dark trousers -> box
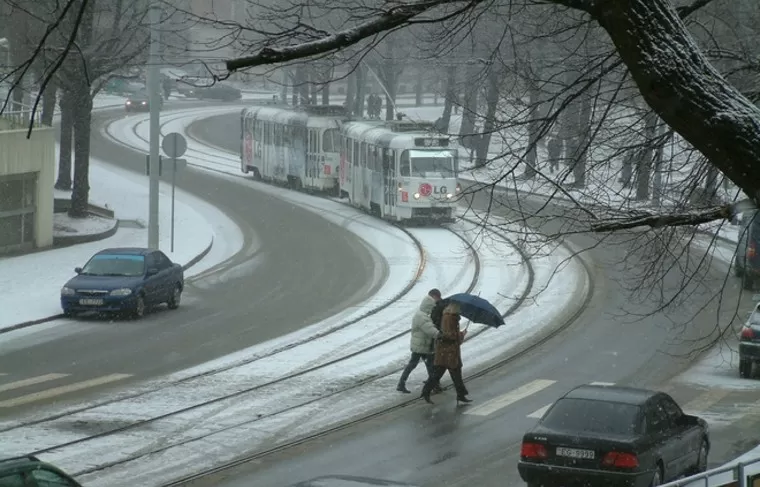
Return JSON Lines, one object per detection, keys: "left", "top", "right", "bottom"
{"left": 422, "top": 366, "right": 468, "bottom": 397}
{"left": 398, "top": 352, "right": 434, "bottom": 387}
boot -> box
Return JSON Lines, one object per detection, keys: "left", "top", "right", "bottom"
{"left": 421, "top": 391, "right": 434, "bottom": 404}
{"left": 432, "top": 385, "right": 443, "bottom": 394}
{"left": 456, "top": 395, "right": 472, "bottom": 404}
{"left": 397, "top": 384, "right": 411, "bottom": 394}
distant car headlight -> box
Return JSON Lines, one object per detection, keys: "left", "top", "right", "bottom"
{"left": 126, "top": 101, "right": 132, "bottom": 105}
{"left": 110, "top": 288, "right": 133, "bottom": 296}
{"left": 61, "top": 287, "right": 75, "bottom": 296}
{"left": 446, "top": 193, "right": 453, "bottom": 199}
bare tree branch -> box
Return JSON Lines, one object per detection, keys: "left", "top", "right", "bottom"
{"left": 590, "top": 205, "right": 733, "bottom": 232}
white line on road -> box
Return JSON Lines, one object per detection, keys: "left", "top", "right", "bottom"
{"left": 0, "top": 374, "right": 133, "bottom": 408}
{"left": 588, "top": 381, "right": 616, "bottom": 386}
{"left": 527, "top": 404, "right": 552, "bottom": 419}
{"left": 464, "top": 379, "right": 557, "bottom": 417}
{"left": 0, "top": 373, "right": 69, "bottom": 394}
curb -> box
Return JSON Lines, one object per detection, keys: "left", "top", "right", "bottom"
{"left": 53, "top": 220, "right": 120, "bottom": 248}
{"left": 0, "top": 235, "right": 215, "bottom": 335}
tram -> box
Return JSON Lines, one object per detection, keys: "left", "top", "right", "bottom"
{"left": 339, "top": 119, "right": 460, "bottom": 223}
{"left": 240, "top": 105, "right": 348, "bottom": 194}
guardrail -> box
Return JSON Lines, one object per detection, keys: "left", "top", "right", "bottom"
{"left": 662, "top": 455, "right": 760, "bottom": 487}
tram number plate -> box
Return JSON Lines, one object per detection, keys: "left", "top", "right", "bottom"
{"left": 79, "top": 299, "right": 104, "bottom": 306}
{"left": 556, "top": 447, "right": 595, "bottom": 459}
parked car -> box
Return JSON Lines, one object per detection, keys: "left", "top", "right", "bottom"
{"left": 734, "top": 210, "right": 760, "bottom": 289}
{"left": 60, "top": 247, "right": 184, "bottom": 319}
{"left": 289, "top": 476, "right": 420, "bottom": 486}
{"left": 125, "top": 90, "right": 163, "bottom": 112}
{"left": 518, "top": 384, "right": 709, "bottom": 487}
{"left": 0, "top": 454, "right": 83, "bottom": 486}
{"left": 739, "top": 300, "right": 760, "bottom": 378}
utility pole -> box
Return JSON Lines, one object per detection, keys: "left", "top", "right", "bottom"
{"left": 147, "top": 3, "right": 161, "bottom": 249}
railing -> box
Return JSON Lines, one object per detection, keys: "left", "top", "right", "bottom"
{"left": 0, "top": 103, "right": 44, "bottom": 129}
{"left": 662, "top": 455, "right": 760, "bottom": 487}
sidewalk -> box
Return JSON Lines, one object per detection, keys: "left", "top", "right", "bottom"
{"left": 0, "top": 144, "right": 238, "bottom": 331}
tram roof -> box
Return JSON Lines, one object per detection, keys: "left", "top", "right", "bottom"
{"left": 243, "top": 105, "right": 348, "bottom": 128}
{"left": 341, "top": 121, "right": 451, "bottom": 150}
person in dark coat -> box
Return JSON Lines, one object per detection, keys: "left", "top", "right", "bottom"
{"left": 430, "top": 296, "right": 451, "bottom": 330}
{"left": 421, "top": 302, "right": 471, "bottom": 404}
{"left": 546, "top": 137, "right": 561, "bottom": 174}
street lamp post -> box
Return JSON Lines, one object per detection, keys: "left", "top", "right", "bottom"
{"left": 147, "top": 4, "right": 161, "bottom": 249}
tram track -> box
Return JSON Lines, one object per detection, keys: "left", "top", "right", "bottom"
{"left": 25, "top": 221, "right": 530, "bottom": 483}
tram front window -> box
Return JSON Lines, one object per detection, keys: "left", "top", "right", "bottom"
{"left": 404, "top": 150, "right": 456, "bottom": 177}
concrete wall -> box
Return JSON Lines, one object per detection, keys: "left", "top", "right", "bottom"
{"left": 0, "top": 125, "right": 55, "bottom": 248}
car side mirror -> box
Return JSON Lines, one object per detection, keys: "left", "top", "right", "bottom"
{"left": 146, "top": 267, "right": 159, "bottom": 277}
{"left": 74, "top": 267, "right": 82, "bottom": 274}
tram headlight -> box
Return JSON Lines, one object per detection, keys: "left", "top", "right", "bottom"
{"left": 446, "top": 193, "right": 453, "bottom": 199}
{"left": 413, "top": 192, "right": 420, "bottom": 199}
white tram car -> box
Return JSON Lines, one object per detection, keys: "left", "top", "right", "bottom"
{"left": 339, "top": 120, "right": 460, "bottom": 223}
{"left": 240, "top": 105, "right": 348, "bottom": 194}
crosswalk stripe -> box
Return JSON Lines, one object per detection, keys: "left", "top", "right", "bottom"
{"left": 0, "top": 373, "right": 69, "bottom": 393}
{"left": 0, "top": 374, "right": 133, "bottom": 408}
{"left": 681, "top": 389, "right": 731, "bottom": 415}
{"left": 588, "top": 381, "right": 616, "bottom": 386}
{"left": 527, "top": 404, "right": 552, "bottom": 419}
{"left": 465, "top": 379, "right": 557, "bottom": 417}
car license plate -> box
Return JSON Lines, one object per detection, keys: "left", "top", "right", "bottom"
{"left": 79, "top": 298, "right": 104, "bottom": 306}
{"left": 556, "top": 447, "right": 595, "bottom": 459}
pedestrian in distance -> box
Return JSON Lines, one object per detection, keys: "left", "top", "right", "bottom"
{"left": 397, "top": 289, "right": 444, "bottom": 394}
{"left": 421, "top": 301, "right": 472, "bottom": 405}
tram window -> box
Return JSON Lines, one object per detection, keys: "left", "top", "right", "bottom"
{"left": 400, "top": 151, "right": 411, "bottom": 176}
{"left": 372, "top": 146, "right": 380, "bottom": 171}
{"left": 323, "top": 129, "right": 339, "bottom": 152}
{"left": 360, "top": 142, "right": 367, "bottom": 166}
{"left": 383, "top": 149, "right": 393, "bottom": 170}
{"left": 354, "top": 141, "right": 360, "bottom": 163}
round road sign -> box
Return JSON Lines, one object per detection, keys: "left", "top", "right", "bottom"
{"left": 162, "top": 132, "right": 187, "bottom": 158}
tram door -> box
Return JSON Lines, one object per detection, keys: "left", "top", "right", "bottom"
{"left": 382, "top": 148, "right": 396, "bottom": 216}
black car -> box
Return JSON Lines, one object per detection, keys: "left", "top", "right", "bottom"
{"left": 125, "top": 91, "right": 163, "bottom": 112}
{"left": 288, "top": 475, "right": 420, "bottom": 487}
{"left": 734, "top": 210, "right": 760, "bottom": 289}
{"left": 739, "top": 301, "right": 760, "bottom": 377}
{"left": 0, "top": 454, "right": 83, "bottom": 486}
{"left": 518, "top": 384, "right": 709, "bottom": 487}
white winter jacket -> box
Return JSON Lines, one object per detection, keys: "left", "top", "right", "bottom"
{"left": 409, "top": 295, "right": 440, "bottom": 354}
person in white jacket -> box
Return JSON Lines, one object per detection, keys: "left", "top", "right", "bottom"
{"left": 397, "top": 289, "right": 443, "bottom": 394}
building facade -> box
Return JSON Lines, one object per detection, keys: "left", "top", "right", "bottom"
{"left": 0, "top": 116, "right": 54, "bottom": 254}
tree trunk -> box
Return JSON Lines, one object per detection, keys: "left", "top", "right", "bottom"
{"left": 69, "top": 91, "right": 93, "bottom": 217}
{"left": 41, "top": 79, "right": 57, "bottom": 126}
{"left": 475, "top": 70, "right": 501, "bottom": 167}
{"left": 704, "top": 164, "right": 719, "bottom": 202}
{"left": 559, "top": 69, "right": 580, "bottom": 176}
{"left": 652, "top": 132, "right": 668, "bottom": 208}
{"left": 322, "top": 83, "right": 330, "bottom": 105}
{"left": 55, "top": 91, "right": 74, "bottom": 191}
{"left": 439, "top": 66, "right": 457, "bottom": 132}
{"left": 523, "top": 81, "right": 541, "bottom": 179}
{"left": 636, "top": 110, "right": 658, "bottom": 200}
{"left": 354, "top": 65, "right": 366, "bottom": 117}
{"left": 591, "top": 0, "right": 760, "bottom": 202}
{"left": 280, "top": 68, "right": 289, "bottom": 104}
{"left": 571, "top": 92, "right": 592, "bottom": 188}
{"left": 415, "top": 67, "right": 423, "bottom": 106}
{"left": 309, "top": 70, "right": 318, "bottom": 104}
{"left": 458, "top": 66, "right": 480, "bottom": 150}
{"left": 345, "top": 70, "right": 356, "bottom": 111}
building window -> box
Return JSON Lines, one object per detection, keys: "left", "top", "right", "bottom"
{"left": 0, "top": 172, "right": 37, "bottom": 253}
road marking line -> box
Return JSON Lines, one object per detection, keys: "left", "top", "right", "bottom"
{"left": 681, "top": 389, "right": 731, "bottom": 415}
{"left": 0, "top": 373, "right": 69, "bottom": 393}
{"left": 589, "top": 381, "right": 616, "bottom": 386}
{"left": 464, "top": 379, "right": 556, "bottom": 417}
{"left": 0, "top": 374, "right": 133, "bottom": 408}
{"left": 527, "top": 404, "right": 552, "bottom": 419}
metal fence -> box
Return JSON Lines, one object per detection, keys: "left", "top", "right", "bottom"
{"left": 662, "top": 455, "right": 760, "bottom": 487}
{"left": 0, "top": 103, "right": 44, "bottom": 129}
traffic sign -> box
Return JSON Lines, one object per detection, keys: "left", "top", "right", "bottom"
{"left": 162, "top": 132, "right": 187, "bottom": 158}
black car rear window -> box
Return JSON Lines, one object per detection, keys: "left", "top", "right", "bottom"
{"left": 541, "top": 398, "right": 641, "bottom": 435}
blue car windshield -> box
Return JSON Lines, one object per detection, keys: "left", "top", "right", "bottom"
{"left": 81, "top": 254, "right": 145, "bottom": 277}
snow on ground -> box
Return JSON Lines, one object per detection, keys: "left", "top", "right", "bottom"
{"left": 53, "top": 213, "right": 116, "bottom": 237}
{"left": 7, "top": 215, "right": 587, "bottom": 487}
{"left": 675, "top": 341, "right": 760, "bottom": 393}
{"left": 0, "top": 143, "right": 244, "bottom": 329}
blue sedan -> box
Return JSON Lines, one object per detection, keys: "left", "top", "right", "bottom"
{"left": 61, "top": 248, "right": 185, "bottom": 319}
